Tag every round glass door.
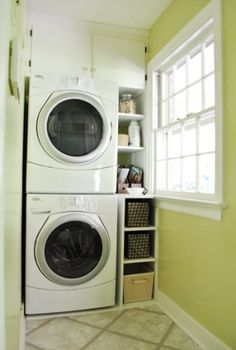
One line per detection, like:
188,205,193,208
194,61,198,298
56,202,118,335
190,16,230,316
37,92,111,164
35,214,110,286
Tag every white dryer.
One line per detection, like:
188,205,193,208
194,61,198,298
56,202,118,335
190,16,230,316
26,74,118,194
25,194,117,315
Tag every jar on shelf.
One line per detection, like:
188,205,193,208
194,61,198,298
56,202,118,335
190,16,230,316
119,94,136,114
128,121,141,147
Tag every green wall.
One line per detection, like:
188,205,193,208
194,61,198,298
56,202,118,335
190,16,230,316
0,0,27,349
149,0,236,348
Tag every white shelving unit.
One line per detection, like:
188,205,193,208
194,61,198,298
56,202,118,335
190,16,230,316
117,86,151,189
117,195,158,306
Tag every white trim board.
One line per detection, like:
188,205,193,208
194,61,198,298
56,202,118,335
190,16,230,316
156,290,231,350
148,0,215,71
157,197,225,221
19,305,25,350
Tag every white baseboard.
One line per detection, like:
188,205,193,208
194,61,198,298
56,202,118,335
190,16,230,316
19,304,25,350
156,290,231,350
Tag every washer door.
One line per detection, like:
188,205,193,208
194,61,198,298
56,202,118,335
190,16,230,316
37,92,111,164
35,213,110,286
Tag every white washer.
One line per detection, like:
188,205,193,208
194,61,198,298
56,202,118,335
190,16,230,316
26,74,118,194
25,194,117,315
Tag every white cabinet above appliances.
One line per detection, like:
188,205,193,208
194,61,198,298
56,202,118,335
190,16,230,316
28,16,148,89
92,34,146,89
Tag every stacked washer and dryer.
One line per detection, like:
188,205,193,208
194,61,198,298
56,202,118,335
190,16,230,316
25,74,118,315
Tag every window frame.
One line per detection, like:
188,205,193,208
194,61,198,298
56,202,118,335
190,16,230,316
147,0,224,220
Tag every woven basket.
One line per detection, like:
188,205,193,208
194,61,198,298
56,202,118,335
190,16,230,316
126,201,149,227
125,233,150,259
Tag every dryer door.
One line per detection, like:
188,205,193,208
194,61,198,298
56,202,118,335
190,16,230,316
35,213,110,286
37,91,111,164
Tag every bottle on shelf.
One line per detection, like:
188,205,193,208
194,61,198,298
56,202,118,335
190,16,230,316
128,121,141,147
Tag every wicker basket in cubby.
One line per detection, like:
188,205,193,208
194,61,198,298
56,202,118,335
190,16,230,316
125,232,150,259
126,201,149,227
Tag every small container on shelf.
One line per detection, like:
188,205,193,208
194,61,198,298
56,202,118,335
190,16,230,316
119,94,136,114
125,232,150,259
128,121,141,147
123,264,154,303
126,201,150,227
118,134,129,146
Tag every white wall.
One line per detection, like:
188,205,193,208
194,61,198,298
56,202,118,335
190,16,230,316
0,0,27,349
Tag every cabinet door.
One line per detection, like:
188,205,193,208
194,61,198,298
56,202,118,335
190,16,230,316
31,23,92,77
93,34,146,88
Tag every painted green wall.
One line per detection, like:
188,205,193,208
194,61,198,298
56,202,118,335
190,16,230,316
0,0,27,349
149,0,236,348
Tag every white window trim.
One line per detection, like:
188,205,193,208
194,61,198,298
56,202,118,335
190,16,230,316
147,0,224,221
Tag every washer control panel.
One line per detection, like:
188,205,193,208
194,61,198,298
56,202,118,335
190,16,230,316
28,195,96,214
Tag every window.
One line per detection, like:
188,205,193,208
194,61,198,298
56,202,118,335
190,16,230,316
148,0,223,220
156,35,215,199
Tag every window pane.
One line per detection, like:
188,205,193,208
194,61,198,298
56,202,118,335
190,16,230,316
204,41,214,75
199,153,215,193
174,90,186,120
161,100,167,127
188,51,202,84
188,81,202,113
183,120,196,156
161,74,167,100
175,62,186,92
168,127,181,158
199,116,215,153
204,74,215,109
168,97,174,123
167,70,174,97
157,132,167,160
168,159,181,191
156,160,166,190
182,156,197,192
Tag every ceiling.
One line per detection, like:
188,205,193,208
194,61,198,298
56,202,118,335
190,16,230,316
27,0,172,30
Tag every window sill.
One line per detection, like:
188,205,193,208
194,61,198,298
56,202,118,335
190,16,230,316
156,195,226,221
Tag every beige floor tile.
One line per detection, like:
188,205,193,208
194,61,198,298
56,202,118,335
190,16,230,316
25,344,41,350
164,324,203,350
26,317,100,350
138,304,164,314
109,308,172,344
26,318,52,334
85,331,157,350
70,310,123,328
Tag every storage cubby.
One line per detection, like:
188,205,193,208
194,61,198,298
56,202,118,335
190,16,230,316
125,198,155,227
117,195,158,306
117,87,145,159
123,263,154,303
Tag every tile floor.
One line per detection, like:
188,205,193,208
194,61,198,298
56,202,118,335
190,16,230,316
25,304,204,350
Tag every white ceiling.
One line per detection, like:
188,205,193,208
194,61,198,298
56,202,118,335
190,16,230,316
28,0,172,30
